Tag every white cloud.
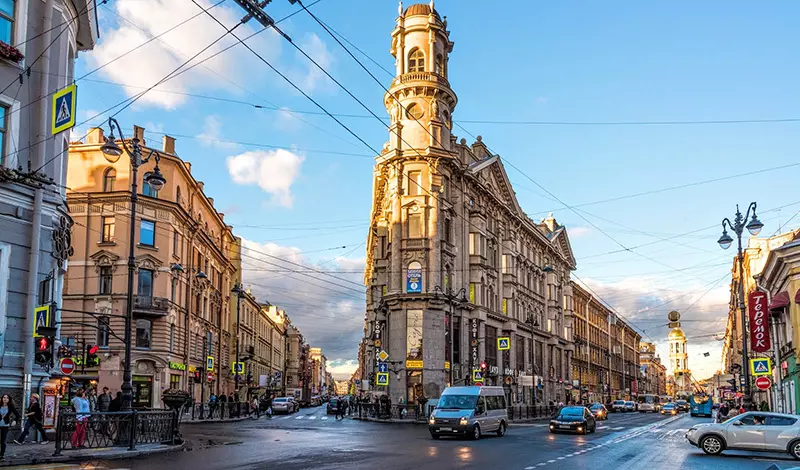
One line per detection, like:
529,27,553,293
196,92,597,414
195,115,238,149
240,239,366,365
226,149,304,208
291,33,335,94
568,226,593,238
88,0,280,109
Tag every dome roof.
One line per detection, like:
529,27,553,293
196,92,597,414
405,4,441,19
668,328,686,340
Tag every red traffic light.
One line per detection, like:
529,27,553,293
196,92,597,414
88,345,99,355
480,361,487,370
36,337,49,351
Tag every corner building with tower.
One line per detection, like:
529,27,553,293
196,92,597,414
361,2,577,405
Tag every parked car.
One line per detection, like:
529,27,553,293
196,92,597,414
612,400,627,412
428,386,508,440
271,397,294,414
661,403,678,415
686,411,800,459
550,406,596,435
624,401,637,412
327,397,341,414
589,403,608,420
310,396,322,407
675,400,690,413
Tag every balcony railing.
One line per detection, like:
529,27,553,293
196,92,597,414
133,296,170,315
394,71,450,88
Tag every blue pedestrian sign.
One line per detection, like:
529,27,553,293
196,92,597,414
376,372,389,386
206,356,214,371
750,358,772,376
33,304,51,338
497,337,510,351
472,370,484,382
377,362,388,373
355,379,361,385
274,371,282,379
51,84,77,135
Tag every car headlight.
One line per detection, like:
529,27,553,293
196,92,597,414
459,416,469,426
428,416,435,425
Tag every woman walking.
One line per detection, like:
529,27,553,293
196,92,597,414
0,394,21,461
14,393,48,444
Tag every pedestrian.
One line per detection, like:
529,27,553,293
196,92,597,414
251,397,259,419
70,389,90,448
760,400,770,412
97,387,111,413
14,393,48,445
738,404,746,415
109,392,122,412
0,394,20,461
87,387,97,413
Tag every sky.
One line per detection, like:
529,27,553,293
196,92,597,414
71,0,800,380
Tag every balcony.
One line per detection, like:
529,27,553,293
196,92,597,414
393,72,450,89
133,296,170,316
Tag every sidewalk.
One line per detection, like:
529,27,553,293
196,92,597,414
0,441,186,467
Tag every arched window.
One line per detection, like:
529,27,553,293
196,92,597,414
408,48,425,72
142,172,159,198
103,168,116,192
435,54,444,74
406,103,424,120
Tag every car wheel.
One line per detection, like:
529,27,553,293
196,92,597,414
700,435,724,455
790,440,800,460
472,424,481,440
497,421,506,437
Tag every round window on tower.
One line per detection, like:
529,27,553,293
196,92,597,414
406,103,424,120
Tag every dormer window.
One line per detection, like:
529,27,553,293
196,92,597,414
408,48,425,72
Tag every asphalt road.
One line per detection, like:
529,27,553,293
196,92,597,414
13,407,800,470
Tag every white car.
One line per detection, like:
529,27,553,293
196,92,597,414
612,400,626,412
686,411,800,459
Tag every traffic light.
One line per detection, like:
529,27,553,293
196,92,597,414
35,336,53,367
246,372,253,385
480,361,487,371
86,344,99,367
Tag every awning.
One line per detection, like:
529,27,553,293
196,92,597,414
770,291,790,310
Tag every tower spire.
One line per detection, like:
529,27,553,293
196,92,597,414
398,0,403,16
430,0,434,10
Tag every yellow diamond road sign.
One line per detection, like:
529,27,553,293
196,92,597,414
377,350,389,362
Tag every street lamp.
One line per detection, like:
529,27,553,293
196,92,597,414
101,117,166,411
717,201,763,407
232,281,244,398
433,285,468,386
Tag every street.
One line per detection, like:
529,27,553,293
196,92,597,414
12,408,800,470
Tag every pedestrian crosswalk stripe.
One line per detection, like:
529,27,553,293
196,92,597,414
597,426,609,429
321,416,328,420
281,416,291,420
295,416,303,419
308,416,317,420
610,426,624,430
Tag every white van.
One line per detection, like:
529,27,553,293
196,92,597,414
428,386,508,440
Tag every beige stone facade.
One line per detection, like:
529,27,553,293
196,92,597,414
65,127,239,406
361,3,577,405
639,342,667,397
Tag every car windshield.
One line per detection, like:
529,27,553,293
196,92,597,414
677,400,687,405
626,402,634,405
437,395,478,410
274,398,287,403
558,407,585,419
664,404,674,409
590,404,604,410
614,400,625,404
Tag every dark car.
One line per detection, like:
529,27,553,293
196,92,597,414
550,406,596,435
675,400,690,412
327,398,340,414
589,403,608,421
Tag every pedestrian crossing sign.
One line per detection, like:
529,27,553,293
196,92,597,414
750,358,772,376
497,337,510,351
51,84,77,135
232,362,245,375
376,372,389,386
472,370,484,382
206,356,214,371
32,304,51,338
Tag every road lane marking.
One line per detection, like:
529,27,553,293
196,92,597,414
597,426,609,429
321,417,328,420
537,464,546,467
610,427,624,430
547,460,555,463
281,416,291,420
295,416,304,419
557,457,565,460
308,416,317,420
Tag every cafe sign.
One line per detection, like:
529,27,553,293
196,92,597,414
748,291,771,353
169,361,186,371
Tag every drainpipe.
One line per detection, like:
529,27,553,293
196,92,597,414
23,0,56,413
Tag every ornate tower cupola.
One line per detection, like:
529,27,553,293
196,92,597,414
385,1,457,157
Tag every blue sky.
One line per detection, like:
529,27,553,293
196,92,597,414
73,0,800,378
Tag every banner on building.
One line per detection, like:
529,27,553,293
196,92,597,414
748,291,771,353
406,268,422,293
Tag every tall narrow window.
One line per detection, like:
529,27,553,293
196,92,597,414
408,48,425,72
136,319,152,349
173,230,179,256
169,324,175,352
444,218,452,244
0,1,14,45
140,220,155,246
435,54,444,74
171,277,178,302
142,172,159,198
469,233,476,255
408,212,423,238
101,216,115,242
103,168,116,192
406,171,422,196
452,318,461,364
137,269,153,297
97,317,110,347
99,266,113,294
0,105,7,166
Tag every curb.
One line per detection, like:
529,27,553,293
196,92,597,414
0,442,187,467
181,415,253,425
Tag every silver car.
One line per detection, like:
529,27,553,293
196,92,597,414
686,411,800,459
271,397,293,414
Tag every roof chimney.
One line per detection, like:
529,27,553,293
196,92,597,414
133,125,145,146
163,135,176,155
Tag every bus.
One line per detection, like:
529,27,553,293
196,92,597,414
637,394,660,412
689,394,713,417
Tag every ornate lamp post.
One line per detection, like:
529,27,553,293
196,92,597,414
717,202,763,407
101,118,166,411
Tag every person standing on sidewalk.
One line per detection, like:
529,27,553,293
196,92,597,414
0,394,20,461
13,393,48,445
97,388,111,413
70,389,90,448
